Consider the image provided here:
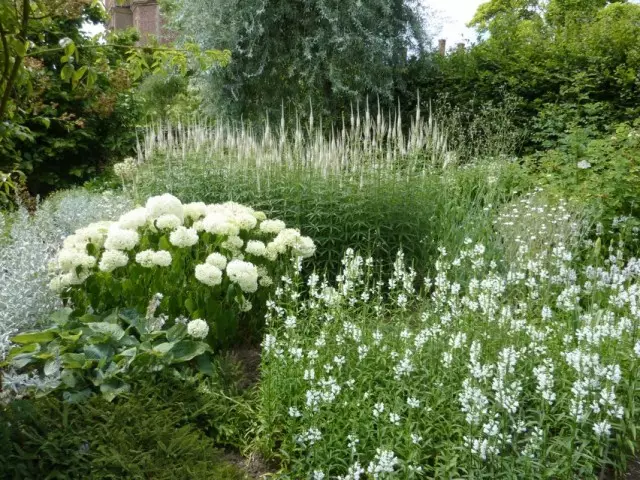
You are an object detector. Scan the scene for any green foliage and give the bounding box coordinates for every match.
[163,0,429,120]
[3,307,212,402]
[133,121,527,279]
[0,377,249,479]
[525,120,640,245]
[410,0,640,152]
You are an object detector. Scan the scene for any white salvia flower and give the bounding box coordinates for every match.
[240,298,252,312]
[145,193,184,222]
[284,316,297,329]
[634,340,640,357]
[187,319,209,339]
[593,420,611,438]
[245,240,267,257]
[411,433,423,445]
[169,226,199,248]
[407,397,420,408]
[226,260,259,293]
[367,449,398,478]
[117,208,148,230]
[288,406,302,418]
[312,471,325,480]
[104,226,140,251]
[389,412,401,425]
[205,252,228,270]
[577,160,592,169]
[99,250,129,272]
[195,263,223,287]
[183,202,207,221]
[259,219,286,234]
[373,402,385,418]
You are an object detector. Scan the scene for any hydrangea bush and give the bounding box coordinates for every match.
[49,194,315,347]
[259,205,640,478]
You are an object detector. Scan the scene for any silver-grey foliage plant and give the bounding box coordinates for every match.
[0,189,132,360]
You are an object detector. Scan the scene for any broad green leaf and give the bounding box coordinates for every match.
[196,354,215,376]
[84,343,114,360]
[87,322,125,341]
[170,340,208,364]
[44,358,60,377]
[61,369,77,388]
[6,343,39,361]
[166,323,187,342]
[61,353,86,369]
[59,329,83,342]
[50,308,72,325]
[72,65,87,82]
[100,381,130,402]
[185,297,196,313]
[61,63,75,82]
[152,342,173,354]
[11,330,56,345]
[63,389,92,404]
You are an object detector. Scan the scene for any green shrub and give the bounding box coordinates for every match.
[525,120,640,246]
[0,376,250,479]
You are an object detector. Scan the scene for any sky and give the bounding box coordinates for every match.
[426,0,486,46]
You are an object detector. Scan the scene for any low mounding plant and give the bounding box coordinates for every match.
[3,305,213,402]
[48,193,315,347]
[258,198,640,478]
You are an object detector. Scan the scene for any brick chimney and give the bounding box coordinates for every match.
[438,39,446,56]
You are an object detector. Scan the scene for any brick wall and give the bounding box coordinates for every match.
[105,0,171,45]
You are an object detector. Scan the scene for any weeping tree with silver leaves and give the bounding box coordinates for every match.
[161,0,431,121]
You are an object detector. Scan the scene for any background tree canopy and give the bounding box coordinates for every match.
[162,0,431,120]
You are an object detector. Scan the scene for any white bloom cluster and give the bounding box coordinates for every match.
[187,319,209,339]
[49,194,316,297]
[113,157,137,179]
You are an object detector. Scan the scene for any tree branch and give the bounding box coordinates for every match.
[0,0,30,122]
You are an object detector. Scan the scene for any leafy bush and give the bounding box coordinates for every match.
[131,119,526,279]
[258,199,640,478]
[3,306,213,402]
[525,120,640,245]
[0,189,132,360]
[0,376,249,479]
[48,194,316,348]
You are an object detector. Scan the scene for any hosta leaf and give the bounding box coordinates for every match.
[61,353,86,369]
[6,343,40,360]
[50,308,73,326]
[100,381,130,402]
[11,330,56,345]
[166,323,187,342]
[170,340,207,364]
[84,343,114,360]
[153,342,174,354]
[87,322,125,341]
[59,329,83,342]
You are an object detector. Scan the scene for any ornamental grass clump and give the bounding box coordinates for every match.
[49,193,315,347]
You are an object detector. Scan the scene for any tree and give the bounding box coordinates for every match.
[163,0,430,121]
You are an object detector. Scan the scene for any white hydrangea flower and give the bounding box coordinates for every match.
[183,202,207,221]
[152,250,172,267]
[146,193,184,222]
[259,219,286,234]
[136,250,172,268]
[56,249,96,271]
[104,226,140,251]
[205,252,228,270]
[118,208,148,230]
[187,319,209,339]
[75,221,112,247]
[99,250,129,272]
[195,263,223,286]
[226,260,259,293]
[202,213,240,236]
[155,214,183,230]
[169,226,199,248]
[269,228,316,258]
[223,236,244,251]
[245,240,267,257]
